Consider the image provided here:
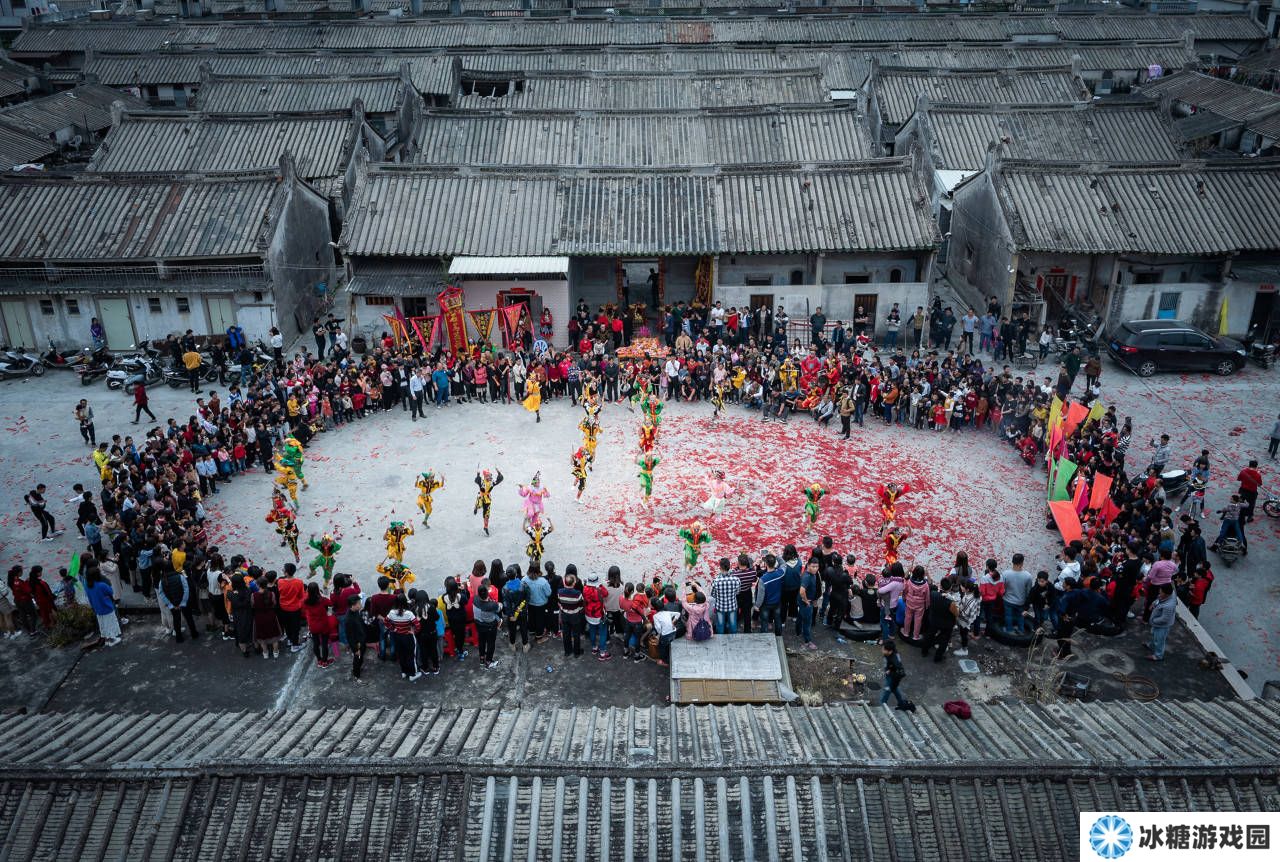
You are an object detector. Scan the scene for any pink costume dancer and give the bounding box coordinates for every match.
[701,470,733,517]
[518,472,550,529]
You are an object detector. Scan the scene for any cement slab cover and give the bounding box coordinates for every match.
[670,634,783,681]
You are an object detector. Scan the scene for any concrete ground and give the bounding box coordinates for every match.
[0,353,1276,713]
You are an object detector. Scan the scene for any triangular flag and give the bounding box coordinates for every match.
[1087,400,1106,422]
[1098,497,1122,526]
[1048,396,1064,433]
[1072,477,1090,513]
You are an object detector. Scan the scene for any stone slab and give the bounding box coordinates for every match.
[670,633,783,681]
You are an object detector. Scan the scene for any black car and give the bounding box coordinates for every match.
[1107,319,1246,377]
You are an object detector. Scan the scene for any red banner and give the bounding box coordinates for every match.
[438,286,468,355]
[1089,474,1113,511]
[429,315,442,351]
[500,303,525,349]
[410,317,430,353]
[1048,500,1084,544]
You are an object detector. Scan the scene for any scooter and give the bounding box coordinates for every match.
[1214,536,1244,567]
[222,340,273,383]
[164,362,219,388]
[1241,325,1276,369]
[41,342,77,370]
[1262,497,1280,519]
[106,355,163,390]
[0,346,46,379]
[74,346,113,385]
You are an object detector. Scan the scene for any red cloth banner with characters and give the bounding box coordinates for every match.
[438,286,468,354]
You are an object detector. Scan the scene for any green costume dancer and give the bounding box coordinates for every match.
[307,533,341,586]
[641,392,664,427]
[678,520,712,571]
[803,482,827,530]
[281,437,309,489]
[636,453,660,504]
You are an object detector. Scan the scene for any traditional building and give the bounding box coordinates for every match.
[0,159,333,350]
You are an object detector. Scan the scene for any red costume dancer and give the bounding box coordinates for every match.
[638,416,658,454]
[799,351,822,390]
[883,525,911,568]
[265,489,300,562]
[877,482,911,534]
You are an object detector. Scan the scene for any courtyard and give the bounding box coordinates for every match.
[0,354,1274,715]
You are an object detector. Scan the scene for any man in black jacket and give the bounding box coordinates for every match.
[159,568,200,643]
[345,595,367,682]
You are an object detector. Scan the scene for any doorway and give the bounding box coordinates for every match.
[206,295,236,338]
[0,300,34,349]
[1247,289,1276,337]
[97,298,137,350]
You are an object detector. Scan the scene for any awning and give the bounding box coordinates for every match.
[448,256,569,277]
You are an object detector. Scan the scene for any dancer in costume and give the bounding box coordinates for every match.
[701,469,733,517]
[636,452,661,506]
[384,521,413,563]
[376,559,416,592]
[473,468,504,536]
[778,358,799,392]
[883,525,911,568]
[627,375,649,412]
[518,472,550,529]
[571,448,589,500]
[803,482,827,532]
[415,471,444,527]
[525,517,554,568]
[678,519,712,571]
[578,417,601,468]
[279,437,309,490]
[642,390,664,428]
[307,533,341,587]
[273,458,302,506]
[522,377,542,423]
[265,488,300,562]
[710,384,726,422]
[582,378,602,421]
[638,415,658,454]
[876,482,911,535]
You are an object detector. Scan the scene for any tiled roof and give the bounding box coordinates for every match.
[85,52,455,96]
[0,171,284,262]
[410,105,876,168]
[0,124,57,169]
[0,84,146,140]
[88,112,361,190]
[872,66,1090,127]
[195,73,406,115]
[1140,71,1280,124]
[8,13,1265,56]
[918,103,1183,171]
[455,69,830,111]
[0,701,1277,861]
[341,161,939,257]
[996,160,1280,255]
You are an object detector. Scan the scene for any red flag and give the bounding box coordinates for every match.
[1048,500,1084,544]
[1089,473,1113,510]
[1098,497,1121,526]
[1072,477,1089,514]
[1063,401,1089,437]
[411,318,429,353]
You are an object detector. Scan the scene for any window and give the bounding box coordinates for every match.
[365,296,395,306]
[844,274,871,284]
[147,297,163,314]
[461,76,516,98]
[253,291,264,302]
[889,268,903,283]
[403,297,432,317]
[1157,292,1180,320]
[39,299,54,315]
[744,276,772,287]
[175,297,191,314]
[1133,272,1161,285]
[790,269,804,286]
[65,299,80,315]
[1156,332,1186,348]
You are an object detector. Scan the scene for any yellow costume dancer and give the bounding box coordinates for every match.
[578,418,600,468]
[638,416,658,454]
[522,378,542,422]
[473,468,504,536]
[779,359,799,392]
[273,457,301,506]
[711,384,726,421]
[384,521,413,562]
[571,448,589,500]
[415,471,444,527]
[524,517,554,567]
[376,559,416,592]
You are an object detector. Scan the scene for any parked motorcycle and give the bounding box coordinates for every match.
[1263,497,1280,519]
[106,355,164,390]
[41,342,77,370]
[164,362,219,388]
[74,346,113,385]
[1241,325,1276,369]
[0,346,46,379]
[222,340,274,383]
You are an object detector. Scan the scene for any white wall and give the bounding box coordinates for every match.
[2,290,277,350]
